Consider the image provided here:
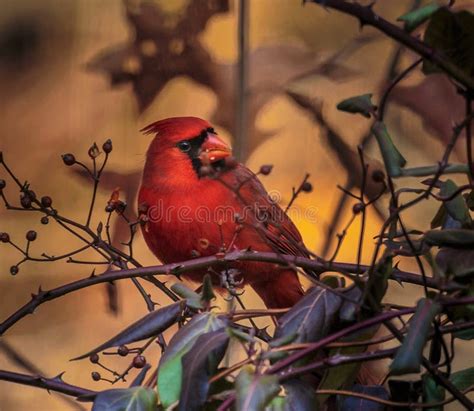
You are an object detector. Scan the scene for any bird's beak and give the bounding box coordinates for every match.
[198,133,232,164]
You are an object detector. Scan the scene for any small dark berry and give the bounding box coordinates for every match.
[102,139,113,154]
[41,196,52,208]
[26,230,37,242]
[41,216,49,225]
[10,265,19,275]
[62,154,76,166]
[352,203,365,214]
[115,201,126,214]
[118,345,129,356]
[301,181,313,193]
[105,204,115,213]
[259,164,273,176]
[0,232,10,243]
[88,143,100,159]
[26,190,36,200]
[0,179,5,190]
[89,353,99,364]
[91,371,101,381]
[20,195,32,209]
[132,355,146,369]
[371,169,385,183]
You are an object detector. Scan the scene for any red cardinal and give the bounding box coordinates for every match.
[138,117,309,308]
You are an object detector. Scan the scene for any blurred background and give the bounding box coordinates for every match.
[0,0,473,409]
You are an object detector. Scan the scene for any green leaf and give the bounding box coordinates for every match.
[390,299,441,375]
[157,313,227,408]
[439,179,471,225]
[171,283,203,310]
[235,366,280,411]
[451,366,474,391]
[422,374,444,411]
[265,396,286,411]
[72,301,184,360]
[200,274,216,304]
[92,387,157,411]
[397,3,440,32]
[424,229,474,247]
[423,8,474,76]
[336,94,376,118]
[178,330,229,411]
[273,286,343,347]
[371,122,406,177]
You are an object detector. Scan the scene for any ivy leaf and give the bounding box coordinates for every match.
[72,301,184,360]
[157,313,227,409]
[371,122,406,177]
[92,387,157,411]
[273,286,343,347]
[283,380,317,411]
[439,179,471,225]
[390,299,441,375]
[337,384,389,411]
[424,229,474,248]
[423,374,444,411]
[336,94,376,118]
[397,3,440,32]
[178,330,229,411]
[235,366,280,411]
[423,8,474,76]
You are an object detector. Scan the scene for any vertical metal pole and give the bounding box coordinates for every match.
[235,0,249,161]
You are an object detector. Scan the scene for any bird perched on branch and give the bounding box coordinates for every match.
[138,117,309,308]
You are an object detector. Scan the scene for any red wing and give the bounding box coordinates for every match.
[223,165,310,258]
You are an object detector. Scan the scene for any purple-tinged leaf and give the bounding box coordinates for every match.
[178,330,229,411]
[72,301,184,360]
[390,299,441,375]
[283,380,317,411]
[337,384,389,411]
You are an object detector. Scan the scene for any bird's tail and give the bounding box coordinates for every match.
[251,270,304,309]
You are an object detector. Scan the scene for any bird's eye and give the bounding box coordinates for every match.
[177,141,191,152]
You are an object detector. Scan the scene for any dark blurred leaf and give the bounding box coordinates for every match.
[274,286,343,346]
[92,387,157,411]
[201,274,216,304]
[451,366,474,391]
[362,255,392,314]
[371,122,406,177]
[390,299,441,375]
[283,380,317,411]
[446,283,474,340]
[397,3,440,32]
[322,275,346,289]
[422,374,444,411]
[339,286,363,323]
[439,179,471,225]
[130,364,151,388]
[423,8,474,76]
[73,301,184,360]
[424,229,474,247]
[336,94,376,118]
[337,384,389,411]
[178,330,229,411]
[157,313,227,408]
[436,247,474,278]
[235,366,280,411]
[430,205,447,229]
[466,190,474,210]
[388,379,422,408]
